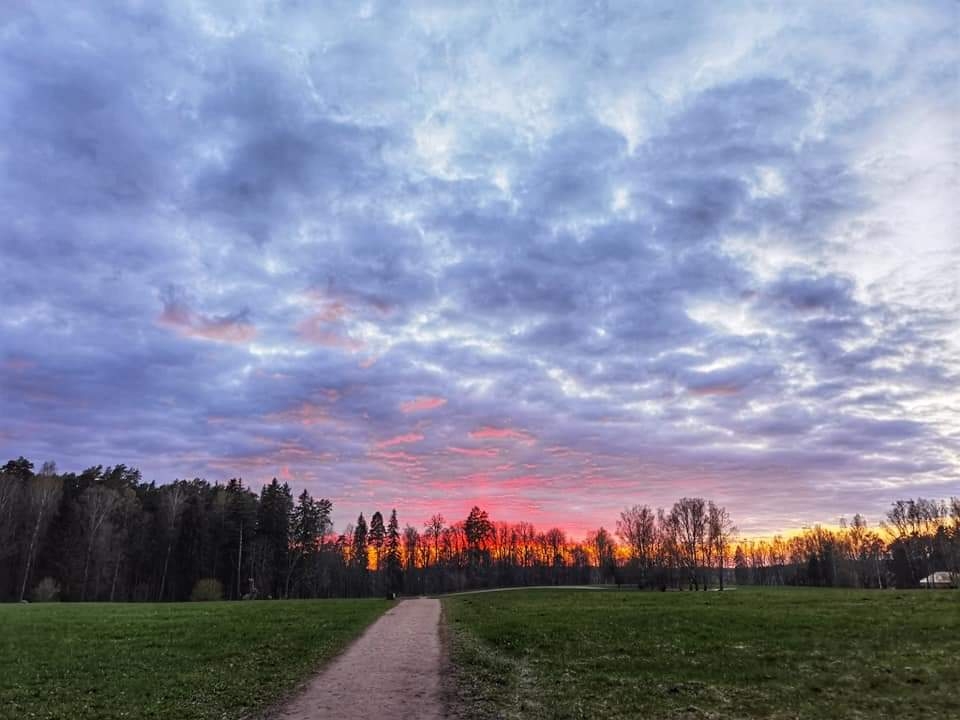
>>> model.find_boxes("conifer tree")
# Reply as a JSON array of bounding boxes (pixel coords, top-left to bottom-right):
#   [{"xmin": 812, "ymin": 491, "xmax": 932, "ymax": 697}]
[
  {"xmin": 368, "ymin": 511, "xmax": 385, "ymax": 572},
  {"xmin": 352, "ymin": 513, "xmax": 368, "ymax": 571},
  {"xmin": 385, "ymin": 509, "xmax": 403, "ymax": 595},
  {"xmin": 287, "ymin": 490, "xmax": 321, "ymax": 597},
  {"xmin": 351, "ymin": 512, "xmax": 369, "ymax": 596},
  {"xmin": 256, "ymin": 479, "xmax": 293, "ymax": 598}
]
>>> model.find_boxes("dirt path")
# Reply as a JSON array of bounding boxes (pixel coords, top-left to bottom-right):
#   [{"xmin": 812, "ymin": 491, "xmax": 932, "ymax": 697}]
[{"xmin": 274, "ymin": 598, "xmax": 443, "ymax": 720}]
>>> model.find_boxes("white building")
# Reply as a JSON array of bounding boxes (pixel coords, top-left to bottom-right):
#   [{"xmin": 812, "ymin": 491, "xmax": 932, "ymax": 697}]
[{"xmin": 919, "ymin": 571, "xmax": 957, "ymax": 588}]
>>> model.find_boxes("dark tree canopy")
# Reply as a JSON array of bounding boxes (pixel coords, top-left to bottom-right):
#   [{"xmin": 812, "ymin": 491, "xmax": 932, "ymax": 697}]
[{"xmin": 0, "ymin": 456, "xmax": 957, "ymax": 601}]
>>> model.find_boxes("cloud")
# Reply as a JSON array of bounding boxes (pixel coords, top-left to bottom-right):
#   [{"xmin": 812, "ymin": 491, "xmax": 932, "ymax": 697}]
[
  {"xmin": 265, "ymin": 402, "xmax": 330, "ymax": 427},
  {"xmin": 158, "ymin": 297, "xmax": 256, "ymax": 344},
  {"xmin": 296, "ymin": 320, "xmax": 364, "ymax": 351},
  {"xmin": 400, "ymin": 396, "xmax": 448, "ymax": 413},
  {"xmin": 765, "ymin": 271, "xmax": 857, "ymax": 314},
  {"xmin": 0, "ymin": 1, "xmax": 957, "ymax": 538},
  {"xmin": 469, "ymin": 427, "xmax": 537, "ymax": 444},
  {"xmin": 375, "ymin": 433, "xmax": 426, "ymax": 449},
  {"xmin": 448, "ymin": 446, "xmax": 500, "ymax": 458}
]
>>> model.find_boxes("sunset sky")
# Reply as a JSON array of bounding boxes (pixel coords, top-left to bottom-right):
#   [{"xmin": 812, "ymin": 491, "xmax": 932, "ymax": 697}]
[{"xmin": 1, "ymin": 2, "xmax": 958, "ymax": 538}]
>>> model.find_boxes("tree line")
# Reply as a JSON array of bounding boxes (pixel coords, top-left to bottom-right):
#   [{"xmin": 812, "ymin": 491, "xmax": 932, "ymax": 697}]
[
  {"xmin": 731, "ymin": 499, "xmax": 960, "ymax": 589},
  {"xmin": 1, "ymin": 457, "xmax": 957, "ymax": 601}
]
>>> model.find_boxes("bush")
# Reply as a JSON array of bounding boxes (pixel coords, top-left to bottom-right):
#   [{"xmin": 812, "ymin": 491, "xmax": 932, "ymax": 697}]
[
  {"xmin": 32, "ymin": 577, "xmax": 61, "ymax": 602},
  {"xmin": 190, "ymin": 578, "xmax": 224, "ymax": 602}
]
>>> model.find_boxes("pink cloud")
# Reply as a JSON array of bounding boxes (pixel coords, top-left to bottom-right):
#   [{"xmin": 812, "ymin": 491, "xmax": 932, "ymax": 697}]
[
  {"xmin": 267, "ymin": 402, "xmax": 329, "ymax": 426},
  {"xmin": 400, "ymin": 396, "xmax": 448, "ymax": 413},
  {"xmin": 297, "ymin": 315, "xmax": 364, "ymax": 351},
  {"xmin": 311, "ymin": 298, "xmax": 349, "ymax": 323},
  {"xmin": 304, "ymin": 286, "xmax": 393, "ymax": 316},
  {"xmin": 375, "ymin": 432, "xmax": 425, "ymax": 448},
  {"xmin": 2, "ymin": 357, "xmax": 35, "ymax": 371},
  {"xmin": 367, "ymin": 450, "xmax": 424, "ymax": 472},
  {"xmin": 206, "ymin": 443, "xmax": 335, "ymax": 475},
  {"xmin": 469, "ymin": 426, "xmax": 536, "ymax": 444},
  {"xmin": 158, "ymin": 300, "xmax": 256, "ymax": 343},
  {"xmin": 499, "ymin": 475, "xmax": 545, "ymax": 490},
  {"xmin": 320, "ymin": 388, "xmax": 341, "ymax": 402},
  {"xmin": 448, "ymin": 446, "xmax": 500, "ymax": 458},
  {"xmin": 297, "ymin": 287, "xmax": 394, "ymax": 352}
]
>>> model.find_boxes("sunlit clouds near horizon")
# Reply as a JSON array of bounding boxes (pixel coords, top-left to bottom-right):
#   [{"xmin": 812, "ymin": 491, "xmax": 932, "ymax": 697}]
[{"xmin": 1, "ymin": 2, "xmax": 958, "ymax": 538}]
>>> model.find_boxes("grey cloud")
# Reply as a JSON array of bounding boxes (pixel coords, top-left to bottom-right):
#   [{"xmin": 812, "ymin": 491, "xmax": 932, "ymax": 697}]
[{"xmin": 1, "ymin": 1, "xmax": 957, "ymax": 536}]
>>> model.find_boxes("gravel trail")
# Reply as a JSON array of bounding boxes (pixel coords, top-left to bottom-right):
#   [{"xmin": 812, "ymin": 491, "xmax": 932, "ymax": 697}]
[{"xmin": 274, "ymin": 598, "xmax": 443, "ymax": 720}]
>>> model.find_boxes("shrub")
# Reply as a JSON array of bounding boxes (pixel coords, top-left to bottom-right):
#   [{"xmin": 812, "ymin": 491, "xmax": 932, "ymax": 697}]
[
  {"xmin": 32, "ymin": 577, "xmax": 61, "ymax": 602},
  {"xmin": 190, "ymin": 578, "xmax": 224, "ymax": 601}
]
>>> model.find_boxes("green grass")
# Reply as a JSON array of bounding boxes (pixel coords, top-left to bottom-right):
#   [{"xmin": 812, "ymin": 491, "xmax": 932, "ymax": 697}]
[
  {"xmin": 0, "ymin": 599, "xmax": 389, "ymax": 720},
  {"xmin": 444, "ymin": 588, "xmax": 960, "ymax": 720}
]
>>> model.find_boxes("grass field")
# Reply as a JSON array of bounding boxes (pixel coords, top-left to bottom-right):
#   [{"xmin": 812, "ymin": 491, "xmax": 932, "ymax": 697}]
[
  {"xmin": 444, "ymin": 587, "xmax": 960, "ymax": 720},
  {"xmin": 0, "ymin": 599, "xmax": 389, "ymax": 720}
]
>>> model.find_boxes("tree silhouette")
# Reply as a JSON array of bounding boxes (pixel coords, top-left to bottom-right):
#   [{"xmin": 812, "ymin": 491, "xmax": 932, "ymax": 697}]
[
  {"xmin": 1, "ymin": 454, "xmax": 957, "ymax": 600},
  {"xmin": 385, "ymin": 509, "xmax": 403, "ymax": 595},
  {"xmin": 368, "ymin": 511, "xmax": 385, "ymax": 575},
  {"xmin": 464, "ymin": 506, "xmax": 492, "ymax": 575}
]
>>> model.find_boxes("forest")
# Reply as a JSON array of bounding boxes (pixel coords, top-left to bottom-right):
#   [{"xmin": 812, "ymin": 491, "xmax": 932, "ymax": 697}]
[{"xmin": 0, "ymin": 456, "xmax": 957, "ymax": 601}]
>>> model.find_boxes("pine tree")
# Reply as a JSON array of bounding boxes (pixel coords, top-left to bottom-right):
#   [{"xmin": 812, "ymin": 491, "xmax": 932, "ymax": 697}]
[
  {"xmin": 256, "ymin": 479, "xmax": 293, "ymax": 598},
  {"xmin": 224, "ymin": 478, "xmax": 258, "ymax": 600},
  {"xmin": 385, "ymin": 509, "xmax": 403, "ymax": 595},
  {"xmin": 368, "ymin": 511, "xmax": 385, "ymax": 572},
  {"xmin": 287, "ymin": 490, "xmax": 320, "ymax": 597},
  {"xmin": 352, "ymin": 513, "xmax": 368, "ymax": 570},
  {"xmin": 352, "ymin": 513, "xmax": 369, "ymax": 596}
]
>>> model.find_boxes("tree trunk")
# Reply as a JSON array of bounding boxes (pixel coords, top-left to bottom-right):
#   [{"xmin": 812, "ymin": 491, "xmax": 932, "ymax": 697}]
[
  {"xmin": 284, "ymin": 553, "xmax": 300, "ymax": 600},
  {"xmin": 110, "ymin": 555, "xmax": 122, "ymax": 601},
  {"xmin": 158, "ymin": 541, "xmax": 172, "ymax": 601},
  {"xmin": 81, "ymin": 541, "xmax": 95, "ymax": 601},
  {"xmin": 19, "ymin": 508, "xmax": 45, "ymax": 601},
  {"xmin": 237, "ymin": 522, "xmax": 244, "ymax": 599}
]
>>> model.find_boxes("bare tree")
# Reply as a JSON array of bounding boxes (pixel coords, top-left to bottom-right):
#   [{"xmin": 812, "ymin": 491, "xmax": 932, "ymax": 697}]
[
  {"xmin": 108, "ymin": 487, "xmax": 141, "ymax": 601},
  {"xmin": 19, "ymin": 463, "xmax": 63, "ymax": 601},
  {"xmin": 671, "ymin": 497, "xmax": 707, "ymax": 590},
  {"xmin": 617, "ymin": 505, "xmax": 658, "ymax": 588},
  {"xmin": 425, "ymin": 514, "xmax": 444, "ymax": 565},
  {"xmin": 158, "ymin": 483, "xmax": 185, "ymax": 601},
  {"xmin": 544, "ymin": 527, "xmax": 566, "ymax": 574},
  {"xmin": 588, "ymin": 527, "xmax": 615, "ymax": 583},
  {"xmin": 0, "ymin": 471, "xmax": 23, "ymax": 561},
  {"xmin": 78, "ymin": 485, "xmax": 121, "ymax": 601},
  {"xmin": 707, "ymin": 502, "xmax": 736, "ymax": 590}
]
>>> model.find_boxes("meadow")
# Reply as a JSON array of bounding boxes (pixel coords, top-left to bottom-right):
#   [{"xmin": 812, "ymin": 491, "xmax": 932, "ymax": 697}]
[
  {"xmin": 0, "ymin": 599, "xmax": 388, "ymax": 720},
  {"xmin": 444, "ymin": 587, "xmax": 960, "ymax": 720}
]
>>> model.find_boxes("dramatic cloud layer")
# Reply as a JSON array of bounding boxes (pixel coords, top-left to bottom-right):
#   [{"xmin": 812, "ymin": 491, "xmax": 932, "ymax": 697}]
[{"xmin": 1, "ymin": 2, "xmax": 957, "ymax": 537}]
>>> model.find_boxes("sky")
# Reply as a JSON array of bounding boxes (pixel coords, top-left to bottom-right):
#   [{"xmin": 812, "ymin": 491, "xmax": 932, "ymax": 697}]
[{"xmin": 1, "ymin": 1, "xmax": 958, "ymax": 539}]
